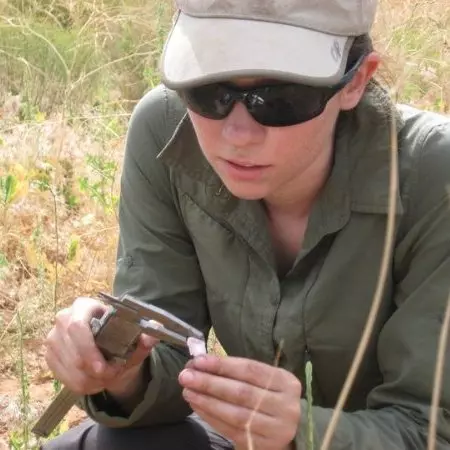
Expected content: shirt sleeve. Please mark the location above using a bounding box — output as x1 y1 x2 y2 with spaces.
79 85 210 428
295 121 450 449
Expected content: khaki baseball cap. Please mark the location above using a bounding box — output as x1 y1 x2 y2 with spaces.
160 0 378 89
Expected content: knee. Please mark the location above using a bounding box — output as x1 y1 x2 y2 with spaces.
40 417 213 450
40 419 96 450
95 420 212 450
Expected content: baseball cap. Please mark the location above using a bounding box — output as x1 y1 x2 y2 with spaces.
160 0 378 89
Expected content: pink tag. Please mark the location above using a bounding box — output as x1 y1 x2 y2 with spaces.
187 337 207 356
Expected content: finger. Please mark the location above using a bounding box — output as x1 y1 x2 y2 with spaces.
140 333 158 349
124 334 158 369
185 359 195 369
46 327 88 377
179 369 279 416
101 334 156 382
65 321 106 377
45 348 105 395
71 297 107 322
194 407 276 450
182 388 278 438
67 298 109 375
65 333 119 382
194 407 265 449
191 355 297 393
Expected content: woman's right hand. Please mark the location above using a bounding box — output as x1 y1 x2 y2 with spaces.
44 297 158 398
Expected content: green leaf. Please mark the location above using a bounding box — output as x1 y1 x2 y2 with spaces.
0 253 8 268
67 237 79 262
53 378 62 395
78 177 89 191
3 174 18 205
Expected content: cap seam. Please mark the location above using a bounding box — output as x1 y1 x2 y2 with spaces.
359 0 364 28
178 10 352 36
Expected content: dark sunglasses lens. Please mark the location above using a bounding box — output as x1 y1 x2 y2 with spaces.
179 84 235 120
248 85 329 127
179 83 337 127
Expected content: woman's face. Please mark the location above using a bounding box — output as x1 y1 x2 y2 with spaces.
189 85 342 202
187 55 379 205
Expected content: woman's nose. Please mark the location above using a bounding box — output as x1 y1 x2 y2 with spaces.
221 102 266 147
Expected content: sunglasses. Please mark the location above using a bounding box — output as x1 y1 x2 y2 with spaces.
177 56 365 127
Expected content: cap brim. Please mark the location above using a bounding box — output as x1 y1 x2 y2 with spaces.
160 12 353 89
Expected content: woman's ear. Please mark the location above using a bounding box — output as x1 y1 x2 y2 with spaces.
339 52 381 111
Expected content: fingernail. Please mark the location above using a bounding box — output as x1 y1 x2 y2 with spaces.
179 369 194 384
93 361 103 374
185 359 194 369
183 388 193 401
192 355 208 368
142 336 156 349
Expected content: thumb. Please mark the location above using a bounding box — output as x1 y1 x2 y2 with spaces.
126 334 158 369
140 333 158 350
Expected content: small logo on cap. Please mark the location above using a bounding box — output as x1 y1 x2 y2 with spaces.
331 40 342 62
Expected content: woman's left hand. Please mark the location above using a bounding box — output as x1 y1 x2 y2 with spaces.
179 354 302 450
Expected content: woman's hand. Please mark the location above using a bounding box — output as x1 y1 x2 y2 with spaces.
179 355 301 450
44 297 158 398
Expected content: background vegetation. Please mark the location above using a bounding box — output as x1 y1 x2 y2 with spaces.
0 0 448 448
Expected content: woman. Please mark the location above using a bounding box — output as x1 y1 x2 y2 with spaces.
42 0 450 449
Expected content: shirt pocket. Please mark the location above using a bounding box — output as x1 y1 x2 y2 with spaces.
179 193 249 354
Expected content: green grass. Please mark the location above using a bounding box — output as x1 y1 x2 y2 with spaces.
0 0 173 115
0 0 448 448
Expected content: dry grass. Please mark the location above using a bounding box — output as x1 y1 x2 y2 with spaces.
0 0 449 448
374 0 449 109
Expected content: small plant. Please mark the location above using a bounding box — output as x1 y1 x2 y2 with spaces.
59 159 79 212
67 236 79 263
0 174 18 206
18 100 44 123
52 378 61 395
0 252 9 279
79 154 118 214
0 173 19 224
8 430 28 450
11 311 31 450
0 252 8 265
31 165 51 193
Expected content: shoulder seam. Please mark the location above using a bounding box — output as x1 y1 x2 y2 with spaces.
162 84 171 137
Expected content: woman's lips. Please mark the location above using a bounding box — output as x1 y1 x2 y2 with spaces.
220 159 271 181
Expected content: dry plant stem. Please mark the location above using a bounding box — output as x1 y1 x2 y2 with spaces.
84 250 99 291
245 340 284 450
0 309 18 344
427 294 450 450
111 165 119 223
49 187 59 315
320 104 399 450
16 310 29 448
70 52 151 89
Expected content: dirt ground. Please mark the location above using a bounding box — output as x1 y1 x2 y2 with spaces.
0 377 87 447
0 335 87 447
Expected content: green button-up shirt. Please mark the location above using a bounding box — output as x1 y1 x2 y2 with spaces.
81 82 450 449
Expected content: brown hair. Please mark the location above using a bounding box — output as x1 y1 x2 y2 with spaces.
346 34 374 71
345 33 391 96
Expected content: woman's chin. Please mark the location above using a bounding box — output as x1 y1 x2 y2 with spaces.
222 180 268 201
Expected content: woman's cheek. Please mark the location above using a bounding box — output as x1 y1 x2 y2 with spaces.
189 113 224 159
